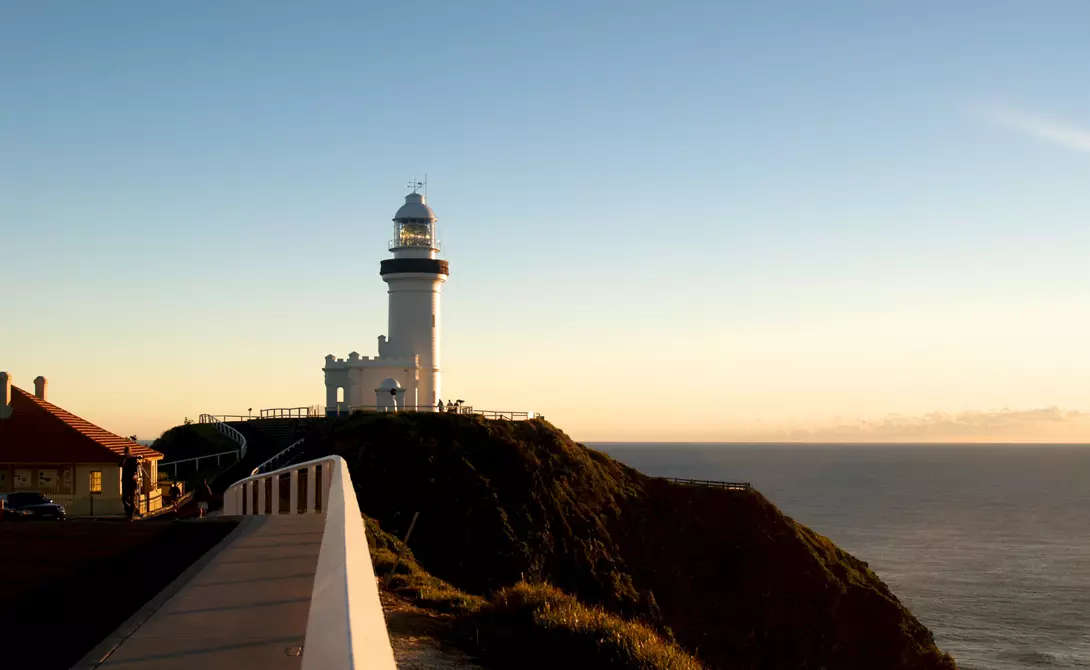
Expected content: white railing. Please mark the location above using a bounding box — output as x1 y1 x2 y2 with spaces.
223 456 396 669
251 438 306 476
324 404 537 420
198 413 248 459
159 450 243 478
260 407 321 419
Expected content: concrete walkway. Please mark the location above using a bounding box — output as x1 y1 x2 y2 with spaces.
80 515 323 670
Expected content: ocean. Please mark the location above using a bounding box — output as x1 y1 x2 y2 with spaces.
593 443 1090 670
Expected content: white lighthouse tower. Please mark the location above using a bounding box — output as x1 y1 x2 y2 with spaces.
322 182 450 415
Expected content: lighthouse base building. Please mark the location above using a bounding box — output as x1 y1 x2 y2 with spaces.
324 188 449 416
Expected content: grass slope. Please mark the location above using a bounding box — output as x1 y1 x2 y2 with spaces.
366 515 704 669
298 412 954 669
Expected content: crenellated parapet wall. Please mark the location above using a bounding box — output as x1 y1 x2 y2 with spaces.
323 353 423 413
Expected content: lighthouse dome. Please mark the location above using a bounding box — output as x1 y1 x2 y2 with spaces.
393 192 436 221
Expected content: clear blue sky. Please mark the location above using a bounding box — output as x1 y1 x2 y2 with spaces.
3 1 1089 441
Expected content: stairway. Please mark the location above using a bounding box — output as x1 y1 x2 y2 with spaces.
210 418 320 495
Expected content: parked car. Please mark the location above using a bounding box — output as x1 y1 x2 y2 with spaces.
0 492 66 521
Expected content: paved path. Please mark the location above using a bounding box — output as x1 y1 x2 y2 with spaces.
83 515 322 670
79 514 480 670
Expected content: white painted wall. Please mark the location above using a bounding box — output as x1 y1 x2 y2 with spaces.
75 464 124 515
383 273 444 407
324 359 421 410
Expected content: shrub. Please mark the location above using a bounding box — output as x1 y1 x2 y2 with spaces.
464 582 705 670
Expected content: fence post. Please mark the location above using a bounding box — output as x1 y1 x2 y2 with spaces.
320 462 331 513
306 465 317 514
384 511 420 589
257 477 266 515
290 469 299 514
270 474 280 515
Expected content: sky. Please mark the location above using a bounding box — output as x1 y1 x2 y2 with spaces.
2 1 1089 442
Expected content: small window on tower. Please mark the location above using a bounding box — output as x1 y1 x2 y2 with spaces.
432 314 435 327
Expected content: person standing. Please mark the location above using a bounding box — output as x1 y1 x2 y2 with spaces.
121 446 139 520
169 481 182 513
194 478 212 519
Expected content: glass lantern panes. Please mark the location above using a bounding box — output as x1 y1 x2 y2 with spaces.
395 220 435 248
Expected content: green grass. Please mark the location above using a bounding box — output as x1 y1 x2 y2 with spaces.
470 582 705 670
364 515 703 670
365 515 485 614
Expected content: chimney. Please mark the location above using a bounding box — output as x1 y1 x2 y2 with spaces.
33 376 48 402
0 372 11 419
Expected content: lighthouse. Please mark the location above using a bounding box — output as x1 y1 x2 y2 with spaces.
323 183 450 415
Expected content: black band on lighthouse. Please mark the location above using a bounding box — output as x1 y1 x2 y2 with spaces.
380 258 449 276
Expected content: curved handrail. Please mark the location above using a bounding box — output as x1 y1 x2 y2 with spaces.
223 456 396 669
199 413 248 459
159 449 243 478
251 438 306 476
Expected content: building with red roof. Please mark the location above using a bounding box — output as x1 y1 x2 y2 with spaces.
0 372 163 516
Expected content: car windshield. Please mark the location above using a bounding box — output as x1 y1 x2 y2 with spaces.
7 492 49 506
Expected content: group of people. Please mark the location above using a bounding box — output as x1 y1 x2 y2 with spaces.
175 478 212 518
121 445 212 520
436 399 464 413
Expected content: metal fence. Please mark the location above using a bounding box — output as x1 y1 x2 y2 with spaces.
324 405 536 421
197 414 248 458
251 438 306 476
659 477 752 491
159 449 242 478
38 491 163 516
260 407 321 419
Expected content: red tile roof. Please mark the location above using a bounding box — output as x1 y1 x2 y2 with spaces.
0 387 163 464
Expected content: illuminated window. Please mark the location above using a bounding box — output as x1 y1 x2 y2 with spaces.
397 221 433 247
90 471 102 493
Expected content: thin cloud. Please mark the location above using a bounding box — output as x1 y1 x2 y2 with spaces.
779 408 1090 443
978 104 1090 155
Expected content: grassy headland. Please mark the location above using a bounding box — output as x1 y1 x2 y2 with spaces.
299 412 957 670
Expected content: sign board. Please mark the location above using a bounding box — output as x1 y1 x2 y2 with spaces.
38 469 59 490
13 470 31 489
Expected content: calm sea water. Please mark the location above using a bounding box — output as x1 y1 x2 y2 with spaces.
593 443 1090 670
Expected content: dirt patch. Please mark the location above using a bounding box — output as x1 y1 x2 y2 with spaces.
0 518 237 670
381 589 484 669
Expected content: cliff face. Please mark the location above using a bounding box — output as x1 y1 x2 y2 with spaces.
297 413 956 670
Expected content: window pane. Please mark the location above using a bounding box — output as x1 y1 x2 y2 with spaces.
397 221 433 247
